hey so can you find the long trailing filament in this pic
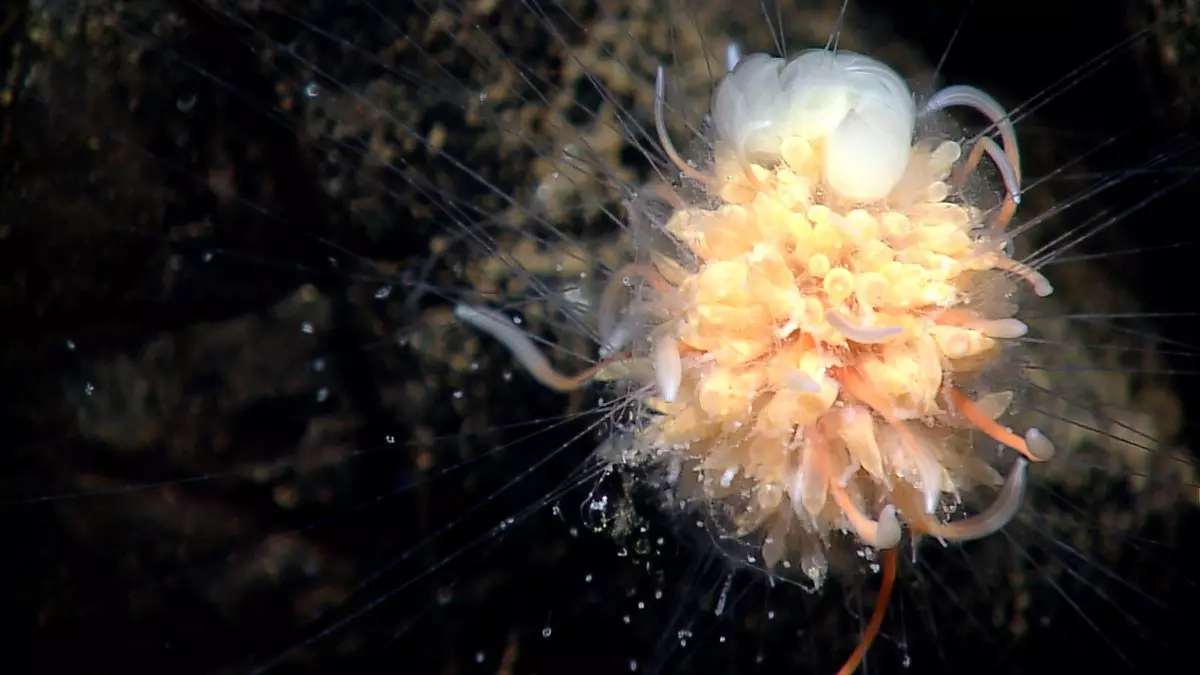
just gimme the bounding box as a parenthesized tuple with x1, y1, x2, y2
(836, 547, 898, 675)
(655, 65, 712, 185)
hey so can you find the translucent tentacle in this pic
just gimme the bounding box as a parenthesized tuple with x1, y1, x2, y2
(655, 65, 713, 185)
(924, 85, 1022, 232)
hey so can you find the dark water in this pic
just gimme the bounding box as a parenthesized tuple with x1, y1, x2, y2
(3, 1, 1198, 674)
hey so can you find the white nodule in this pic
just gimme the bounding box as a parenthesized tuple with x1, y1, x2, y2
(1032, 275, 1055, 298)
(725, 41, 742, 73)
(874, 505, 902, 550)
(976, 318, 1028, 339)
(652, 335, 682, 403)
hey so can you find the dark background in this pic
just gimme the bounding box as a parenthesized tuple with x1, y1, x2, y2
(1, 1, 1197, 674)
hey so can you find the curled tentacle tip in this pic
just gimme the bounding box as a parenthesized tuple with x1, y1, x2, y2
(979, 318, 1028, 339)
(1024, 427, 1055, 461)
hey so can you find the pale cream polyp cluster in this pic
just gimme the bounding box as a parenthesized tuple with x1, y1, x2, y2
(629, 49, 1054, 582)
(455, 46, 1055, 674)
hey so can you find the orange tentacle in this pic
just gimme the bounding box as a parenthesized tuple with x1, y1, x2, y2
(835, 546, 898, 675)
(948, 387, 1044, 462)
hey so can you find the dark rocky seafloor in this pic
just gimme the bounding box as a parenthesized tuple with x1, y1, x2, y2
(2, 1, 1199, 674)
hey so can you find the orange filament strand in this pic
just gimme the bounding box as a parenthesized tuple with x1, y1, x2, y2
(567, 354, 635, 389)
(933, 308, 972, 327)
(837, 368, 922, 457)
(948, 387, 1040, 461)
(836, 368, 897, 422)
(835, 546, 898, 675)
(991, 196, 1017, 235)
(458, 304, 637, 392)
(826, 480, 899, 549)
(827, 481, 869, 532)
(950, 136, 986, 191)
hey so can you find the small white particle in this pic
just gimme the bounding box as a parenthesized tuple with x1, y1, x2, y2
(715, 574, 732, 615)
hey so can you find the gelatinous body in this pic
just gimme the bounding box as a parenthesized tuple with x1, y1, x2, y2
(712, 50, 916, 201)
(459, 45, 1055, 674)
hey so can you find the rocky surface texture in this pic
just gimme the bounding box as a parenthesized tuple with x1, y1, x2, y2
(2, 1, 1197, 673)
